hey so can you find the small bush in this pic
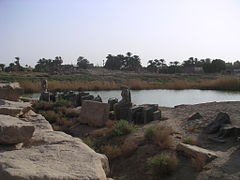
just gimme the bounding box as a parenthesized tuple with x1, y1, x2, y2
(144, 125, 173, 149)
(144, 126, 159, 140)
(147, 153, 178, 177)
(108, 120, 136, 137)
(54, 99, 72, 108)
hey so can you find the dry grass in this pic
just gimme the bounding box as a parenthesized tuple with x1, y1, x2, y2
(120, 142, 138, 157)
(147, 153, 178, 177)
(20, 76, 240, 93)
(144, 125, 174, 149)
(100, 141, 138, 160)
(163, 76, 240, 91)
(89, 127, 112, 138)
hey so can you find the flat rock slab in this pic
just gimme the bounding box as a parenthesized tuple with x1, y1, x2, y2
(177, 143, 218, 163)
(0, 130, 109, 180)
(79, 100, 110, 127)
(0, 82, 24, 101)
(0, 115, 35, 144)
(0, 101, 110, 180)
(0, 99, 32, 117)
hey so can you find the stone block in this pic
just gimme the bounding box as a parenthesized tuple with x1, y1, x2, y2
(0, 115, 35, 144)
(39, 92, 50, 102)
(79, 100, 110, 127)
(206, 112, 231, 134)
(153, 110, 161, 120)
(0, 82, 24, 101)
(108, 98, 118, 111)
(177, 143, 218, 163)
(0, 99, 32, 117)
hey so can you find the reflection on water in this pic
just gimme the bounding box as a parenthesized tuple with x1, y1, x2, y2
(26, 89, 240, 107)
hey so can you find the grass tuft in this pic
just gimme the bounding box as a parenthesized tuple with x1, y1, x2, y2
(144, 125, 173, 149)
(108, 120, 136, 137)
(147, 153, 178, 177)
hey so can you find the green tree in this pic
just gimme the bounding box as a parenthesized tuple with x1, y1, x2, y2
(104, 54, 123, 70)
(0, 64, 5, 71)
(77, 56, 90, 69)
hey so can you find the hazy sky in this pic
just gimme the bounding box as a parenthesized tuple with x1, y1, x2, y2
(1, 0, 240, 67)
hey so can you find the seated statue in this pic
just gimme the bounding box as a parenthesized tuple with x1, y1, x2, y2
(40, 79, 50, 101)
(41, 79, 48, 92)
(114, 86, 132, 120)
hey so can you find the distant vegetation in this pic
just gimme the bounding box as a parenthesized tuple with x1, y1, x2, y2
(1, 53, 240, 93)
(1, 53, 240, 74)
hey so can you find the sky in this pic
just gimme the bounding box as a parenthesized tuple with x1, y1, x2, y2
(0, 0, 240, 67)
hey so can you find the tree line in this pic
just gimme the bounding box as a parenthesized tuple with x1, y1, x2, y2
(1, 53, 240, 74)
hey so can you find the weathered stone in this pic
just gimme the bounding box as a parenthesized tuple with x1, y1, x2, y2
(81, 94, 94, 104)
(114, 86, 132, 120)
(143, 104, 158, 123)
(0, 115, 35, 144)
(94, 95, 102, 102)
(0, 101, 110, 180)
(115, 105, 131, 120)
(0, 130, 109, 180)
(206, 112, 231, 134)
(39, 91, 50, 102)
(217, 124, 240, 138)
(0, 82, 24, 101)
(79, 100, 110, 127)
(153, 110, 161, 120)
(108, 98, 118, 111)
(177, 143, 218, 163)
(0, 99, 32, 117)
(188, 112, 202, 121)
(129, 106, 144, 123)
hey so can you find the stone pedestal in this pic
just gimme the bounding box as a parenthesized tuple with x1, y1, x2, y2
(39, 92, 50, 102)
(114, 104, 132, 120)
(79, 100, 110, 127)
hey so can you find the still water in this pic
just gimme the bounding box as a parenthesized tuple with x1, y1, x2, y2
(27, 89, 240, 107)
(89, 89, 240, 107)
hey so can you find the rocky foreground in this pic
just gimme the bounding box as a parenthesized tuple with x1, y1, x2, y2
(0, 98, 110, 180)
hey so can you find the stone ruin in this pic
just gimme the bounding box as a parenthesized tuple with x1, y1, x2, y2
(0, 82, 110, 180)
(0, 81, 24, 101)
(110, 86, 161, 124)
(206, 112, 240, 143)
(39, 79, 102, 105)
(39, 81, 161, 125)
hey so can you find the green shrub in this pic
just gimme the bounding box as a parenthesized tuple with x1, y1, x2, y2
(54, 99, 72, 108)
(147, 153, 178, 177)
(144, 126, 159, 141)
(108, 120, 136, 137)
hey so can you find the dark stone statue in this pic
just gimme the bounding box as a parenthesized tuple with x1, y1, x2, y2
(40, 79, 50, 101)
(41, 79, 48, 92)
(114, 86, 132, 120)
